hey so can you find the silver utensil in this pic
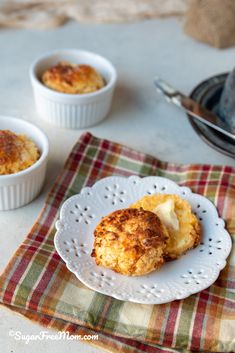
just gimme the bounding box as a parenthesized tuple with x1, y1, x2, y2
(154, 76, 235, 140)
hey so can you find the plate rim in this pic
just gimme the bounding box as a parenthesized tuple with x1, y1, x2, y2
(188, 72, 235, 158)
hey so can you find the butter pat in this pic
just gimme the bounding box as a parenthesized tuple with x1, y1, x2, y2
(153, 198, 179, 231)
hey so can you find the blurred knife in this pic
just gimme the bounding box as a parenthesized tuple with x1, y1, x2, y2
(154, 76, 235, 140)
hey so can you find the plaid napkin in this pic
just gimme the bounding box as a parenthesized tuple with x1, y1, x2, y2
(0, 132, 234, 353)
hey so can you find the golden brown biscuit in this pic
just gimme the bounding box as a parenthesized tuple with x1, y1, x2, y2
(41, 61, 105, 94)
(0, 130, 39, 175)
(91, 208, 169, 276)
(131, 194, 201, 260)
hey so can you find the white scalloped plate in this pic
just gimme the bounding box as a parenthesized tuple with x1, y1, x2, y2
(54, 176, 232, 304)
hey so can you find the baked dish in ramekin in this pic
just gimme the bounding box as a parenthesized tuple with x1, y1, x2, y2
(0, 116, 49, 211)
(30, 49, 117, 129)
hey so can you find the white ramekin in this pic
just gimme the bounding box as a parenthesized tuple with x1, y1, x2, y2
(0, 116, 49, 211)
(29, 49, 117, 129)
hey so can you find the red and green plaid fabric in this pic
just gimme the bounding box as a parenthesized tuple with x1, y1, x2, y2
(0, 132, 234, 353)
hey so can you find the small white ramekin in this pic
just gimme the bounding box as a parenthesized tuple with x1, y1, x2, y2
(30, 49, 117, 129)
(0, 116, 49, 211)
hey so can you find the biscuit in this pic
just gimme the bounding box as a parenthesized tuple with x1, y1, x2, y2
(131, 194, 201, 260)
(42, 61, 105, 94)
(0, 130, 39, 175)
(91, 208, 169, 276)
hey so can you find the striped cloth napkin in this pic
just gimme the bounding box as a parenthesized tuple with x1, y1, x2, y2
(0, 132, 234, 353)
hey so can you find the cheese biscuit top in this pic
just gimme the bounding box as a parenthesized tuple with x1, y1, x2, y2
(0, 130, 39, 175)
(92, 208, 169, 276)
(41, 61, 105, 94)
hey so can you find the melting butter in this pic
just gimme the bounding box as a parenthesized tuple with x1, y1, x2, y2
(153, 198, 179, 231)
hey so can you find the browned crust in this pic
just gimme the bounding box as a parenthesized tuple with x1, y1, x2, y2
(92, 208, 169, 276)
(0, 130, 39, 175)
(41, 61, 105, 94)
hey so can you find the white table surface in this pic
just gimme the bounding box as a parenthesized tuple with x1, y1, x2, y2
(0, 17, 235, 353)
